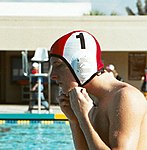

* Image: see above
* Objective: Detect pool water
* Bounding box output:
[0,122,75,150]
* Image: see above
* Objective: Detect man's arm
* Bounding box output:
[108,87,146,149]
[31,83,38,91]
[78,116,111,150]
[70,87,147,150]
[57,93,89,150]
[69,87,111,150]
[70,122,89,150]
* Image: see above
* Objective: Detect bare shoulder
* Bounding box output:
[119,83,147,108]
[108,82,147,119]
[108,83,147,149]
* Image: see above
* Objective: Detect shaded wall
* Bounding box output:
[0,16,147,103]
[1,51,146,104]
[103,51,147,89]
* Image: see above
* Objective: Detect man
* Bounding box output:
[28,62,49,112]
[49,30,147,149]
[141,68,147,99]
[106,64,124,81]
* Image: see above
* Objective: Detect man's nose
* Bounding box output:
[50,71,58,81]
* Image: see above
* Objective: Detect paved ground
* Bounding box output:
[0,104,62,114]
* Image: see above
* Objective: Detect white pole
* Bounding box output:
[48,65,52,113]
[48,74,51,113]
[38,62,41,114]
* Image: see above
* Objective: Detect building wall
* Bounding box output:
[4,52,22,103]
[102,51,147,88]
[0,16,147,51]
[1,51,146,104]
[0,2,91,16]
[0,16,147,103]
[0,52,6,103]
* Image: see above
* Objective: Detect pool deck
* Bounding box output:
[0,105,68,122]
[0,104,62,114]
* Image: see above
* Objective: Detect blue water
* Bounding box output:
[0,123,75,150]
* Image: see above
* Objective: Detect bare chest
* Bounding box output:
[89,106,110,145]
[138,113,147,150]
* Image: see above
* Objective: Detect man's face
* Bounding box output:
[50,57,78,94]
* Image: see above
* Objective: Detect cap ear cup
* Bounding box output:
[49,30,104,86]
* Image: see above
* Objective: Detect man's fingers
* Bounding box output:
[57,94,70,107]
[69,87,87,100]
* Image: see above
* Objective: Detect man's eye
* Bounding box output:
[56,64,62,68]
[55,63,64,69]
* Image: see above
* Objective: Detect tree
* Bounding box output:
[84,10,106,16]
[126,0,147,15]
[84,10,119,16]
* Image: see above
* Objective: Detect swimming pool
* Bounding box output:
[0,122,75,150]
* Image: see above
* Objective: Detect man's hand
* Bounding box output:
[57,93,78,124]
[69,87,93,122]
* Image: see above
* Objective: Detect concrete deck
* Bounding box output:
[0,104,62,114]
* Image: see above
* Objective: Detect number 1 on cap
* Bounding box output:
[76,33,86,49]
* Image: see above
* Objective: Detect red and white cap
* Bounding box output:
[49,30,104,86]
